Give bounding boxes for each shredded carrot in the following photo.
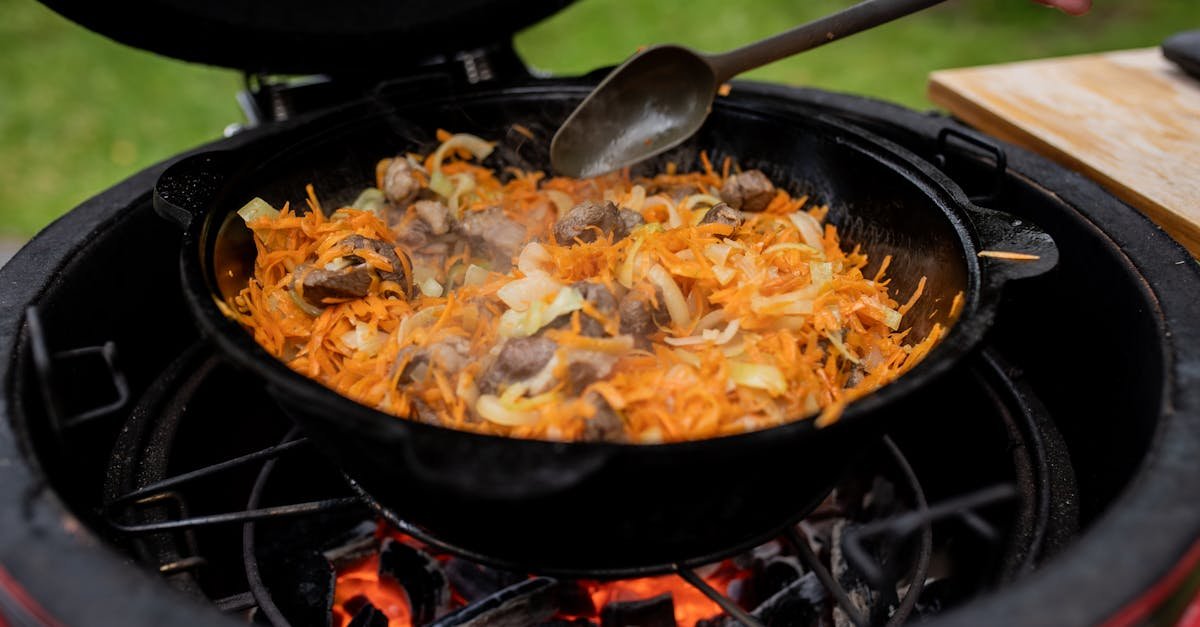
[228,132,948,443]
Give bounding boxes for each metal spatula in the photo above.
[551,0,950,178]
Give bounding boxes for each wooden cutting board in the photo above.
[928,48,1200,256]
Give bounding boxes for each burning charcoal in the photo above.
[429,577,560,626]
[347,599,389,627]
[700,572,826,627]
[445,558,528,603]
[599,593,676,627]
[555,581,597,616]
[540,620,598,627]
[379,538,450,624]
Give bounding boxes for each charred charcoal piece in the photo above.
[719,169,775,212]
[459,206,527,270]
[428,577,560,627]
[346,598,389,627]
[383,158,420,205]
[599,593,675,627]
[699,202,744,228]
[378,539,451,623]
[554,200,627,245]
[698,572,825,627]
[445,558,527,603]
[479,336,557,394]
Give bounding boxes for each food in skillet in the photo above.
[224,131,944,443]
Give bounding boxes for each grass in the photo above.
[1,0,1192,237]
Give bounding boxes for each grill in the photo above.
[2,10,1200,626]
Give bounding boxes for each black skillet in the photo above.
[153,83,1057,576]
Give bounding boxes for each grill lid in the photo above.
[39,0,573,75]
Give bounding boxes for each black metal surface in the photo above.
[155,82,1058,573]
[37,0,572,76]
[0,83,1197,627]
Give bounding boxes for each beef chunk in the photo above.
[299,236,412,306]
[553,200,628,245]
[719,169,775,212]
[646,182,700,201]
[340,235,410,287]
[618,284,670,337]
[459,206,527,270]
[409,399,440,425]
[383,158,420,205]
[479,336,557,393]
[299,265,372,306]
[412,199,453,235]
[581,392,626,442]
[619,208,646,234]
[699,202,744,228]
[541,280,617,338]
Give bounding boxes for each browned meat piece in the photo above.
[699,202,744,228]
[383,158,420,205]
[298,236,413,307]
[409,398,440,425]
[299,264,372,306]
[478,336,557,393]
[618,284,670,337]
[565,349,619,395]
[553,200,628,245]
[398,335,471,384]
[540,280,617,337]
[719,169,775,212]
[619,208,645,234]
[412,199,452,235]
[340,235,412,293]
[393,216,430,249]
[459,206,527,270]
[646,182,700,201]
[581,392,627,442]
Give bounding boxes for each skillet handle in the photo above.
[964,204,1059,286]
[153,151,234,229]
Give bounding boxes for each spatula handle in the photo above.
[707,0,950,83]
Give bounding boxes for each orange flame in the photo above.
[578,563,744,627]
[331,554,412,627]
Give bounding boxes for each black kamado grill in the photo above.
[2,2,1200,626]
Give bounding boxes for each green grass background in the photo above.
[1,0,1194,236]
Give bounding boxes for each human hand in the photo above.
[1032,0,1092,15]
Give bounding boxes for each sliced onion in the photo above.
[463,264,490,287]
[703,242,732,266]
[287,289,323,317]
[476,394,539,426]
[809,261,833,289]
[711,265,736,286]
[430,133,495,174]
[237,197,279,223]
[617,234,647,289]
[682,194,722,212]
[626,185,647,212]
[648,264,691,327]
[763,242,819,257]
[694,309,727,331]
[546,190,575,215]
[341,323,386,356]
[861,300,903,330]
[729,361,787,396]
[497,275,564,311]
[750,291,814,316]
[497,286,583,338]
[419,277,444,297]
[788,211,825,251]
[824,331,860,364]
[398,305,445,339]
[351,188,387,215]
[517,242,555,277]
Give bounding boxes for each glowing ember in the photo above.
[580,563,744,626]
[331,554,412,627]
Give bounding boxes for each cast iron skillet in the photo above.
[153,84,1056,576]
